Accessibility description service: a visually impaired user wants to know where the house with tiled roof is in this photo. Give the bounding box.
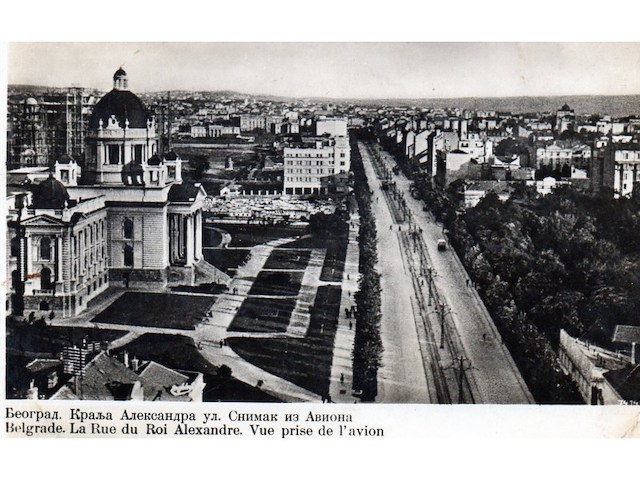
[50,351,205,402]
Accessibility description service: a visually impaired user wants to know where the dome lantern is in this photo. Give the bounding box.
[113,67,128,91]
[89,68,149,130]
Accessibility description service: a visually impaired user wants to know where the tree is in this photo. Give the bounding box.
[217,364,232,380]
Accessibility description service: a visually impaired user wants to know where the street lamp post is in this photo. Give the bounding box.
[439,302,446,349]
[427,268,433,306]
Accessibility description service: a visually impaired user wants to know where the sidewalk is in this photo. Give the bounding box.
[328,213,360,403]
[286,248,326,337]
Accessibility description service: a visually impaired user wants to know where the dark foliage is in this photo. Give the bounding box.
[437,186,640,403]
[349,136,383,400]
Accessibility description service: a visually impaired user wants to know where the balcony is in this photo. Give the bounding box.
[33,289,54,296]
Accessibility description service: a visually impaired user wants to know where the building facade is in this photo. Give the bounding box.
[283,135,350,195]
[8,69,215,318]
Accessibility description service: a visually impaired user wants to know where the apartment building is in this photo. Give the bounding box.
[283,136,350,195]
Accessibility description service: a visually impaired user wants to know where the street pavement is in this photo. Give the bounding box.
[369,143,534,404]
[359,145,432,403]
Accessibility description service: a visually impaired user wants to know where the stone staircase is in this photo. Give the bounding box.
[194,259,231,286]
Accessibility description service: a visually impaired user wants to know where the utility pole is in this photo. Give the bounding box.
[439,302,446,349]
[456,356,473,404]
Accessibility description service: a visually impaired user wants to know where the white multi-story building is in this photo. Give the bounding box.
[458,132,492,160]
[536,142,592,169]
[315,117,348,137]
[610,146,640,197]
[283,136,350,195]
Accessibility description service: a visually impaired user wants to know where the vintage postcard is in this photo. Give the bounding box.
[3,42,640,442]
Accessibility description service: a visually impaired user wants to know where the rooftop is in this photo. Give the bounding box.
[613,325,640,344]
[603,365,640,402]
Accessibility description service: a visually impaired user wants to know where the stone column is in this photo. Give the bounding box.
[186,213,194,265]
[195,211,202,261]
[97,142,105,165]
[123,141,131,165]
[26,235,33,278]
[23,235,33,295]
[56,236,63,282]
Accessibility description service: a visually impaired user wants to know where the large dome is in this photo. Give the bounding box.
[89,89,149,129]
[32,174,70,209]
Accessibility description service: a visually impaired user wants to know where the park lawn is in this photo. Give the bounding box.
[91,292,215,330]
[203,248,251,275]
[112,333,279,402]
[208,223,305,248]
[248,271,305,296]
[319,246,347,282]
[203,227,224,247]
[263,249,311,270]
[6,318,125,357]
[282,227,348,283]
[228,285,341,398]
[228,297,296,333]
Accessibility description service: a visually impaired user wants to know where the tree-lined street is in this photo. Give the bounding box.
[359,141,534,404]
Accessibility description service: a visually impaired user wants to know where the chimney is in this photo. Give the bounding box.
[131,356,140,371]
[123,351,129,368]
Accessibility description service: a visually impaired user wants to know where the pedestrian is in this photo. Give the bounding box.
[219,340,223,348]
[347,274,350,280]
[340,373,344,384]
[345,307,349,317]
[466,279,469,287]
[349,321,352,330]
[482,333,487,342]
[389,225,392,230]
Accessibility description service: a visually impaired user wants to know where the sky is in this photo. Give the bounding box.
[6,42,640,100]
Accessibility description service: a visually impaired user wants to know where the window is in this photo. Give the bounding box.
[40,267,53,290]
[10,237,19,258]
[40,237,51,261]
[133,144,144,163]
[108,145,120,165]
[123,244,134,267]
[123,217,134,240]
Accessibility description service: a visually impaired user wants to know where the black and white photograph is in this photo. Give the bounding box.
[5,41,640,410]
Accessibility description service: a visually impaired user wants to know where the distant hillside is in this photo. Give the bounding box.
[347,95,640,117]
[8,84,640,117]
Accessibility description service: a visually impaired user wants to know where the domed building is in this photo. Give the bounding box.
[31,174,70,209]
[9,68,221,317]
[82,67,173,186]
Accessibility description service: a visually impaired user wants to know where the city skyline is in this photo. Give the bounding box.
[8,43,640,99]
